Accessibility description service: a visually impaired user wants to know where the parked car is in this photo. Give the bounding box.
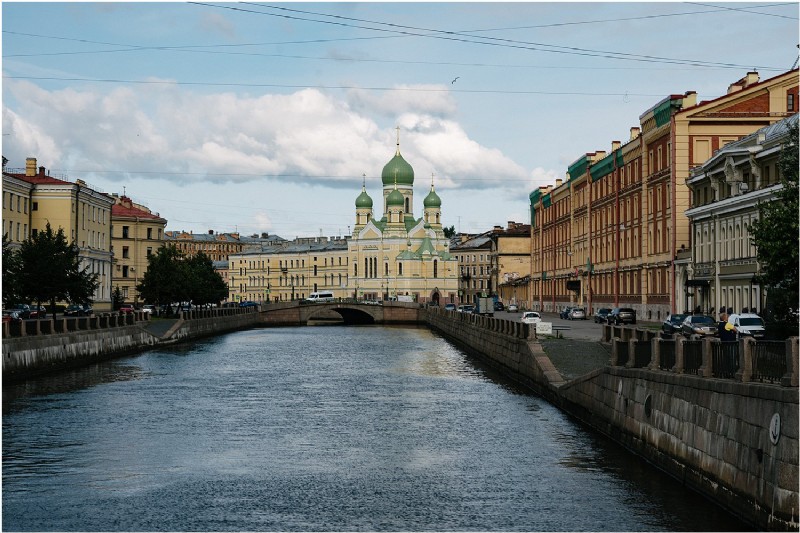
[141,304,157,315]
[559,307,573,319]
[8,304,31,319]
[118,304,135,314]
[727,313,766,339]
[444,303,456,311]
[28,305,47,319]
[568,308,586,320]
[457,305,475,313]
[662,313,688,336]
[521,311,541,325]
[493,301,505,312]
[594,308,612,323]
[239,301,259,309]
[607,307,637,325]
[506,303,519,313]
[681,315,717,337]
[65,304,93,316]
[3,309,21,323]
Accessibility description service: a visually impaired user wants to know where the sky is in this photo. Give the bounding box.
[2,2,798,239]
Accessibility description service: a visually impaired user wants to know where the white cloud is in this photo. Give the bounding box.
[3,80,531,193]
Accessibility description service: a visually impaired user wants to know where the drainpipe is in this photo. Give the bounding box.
[615,153,620,308]
[670,115,678,314]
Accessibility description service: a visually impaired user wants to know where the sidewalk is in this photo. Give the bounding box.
[539,337,611,381]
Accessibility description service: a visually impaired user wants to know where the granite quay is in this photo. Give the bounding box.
[425,306,799,531]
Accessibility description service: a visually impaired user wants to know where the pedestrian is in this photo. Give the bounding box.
[718,312,737,342]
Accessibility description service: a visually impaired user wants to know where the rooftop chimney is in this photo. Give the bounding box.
[39,166,46,177]
[630,127,641,140]
[555,178,563,187]
[25,158,36,177]
[611,141,621,151]
[209,229,214,235]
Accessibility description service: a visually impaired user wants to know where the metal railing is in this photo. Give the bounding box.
[684,340,703,374]
[752,341,787,384]
[633,341,650,368]
[660,340,676,370]
[712,341,739,379]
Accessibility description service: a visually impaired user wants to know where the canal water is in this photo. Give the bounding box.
[3,326,749,531]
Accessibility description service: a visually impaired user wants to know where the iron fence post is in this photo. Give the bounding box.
[735,337,754,383]
[674,336,685,374]
[782,337,799,387]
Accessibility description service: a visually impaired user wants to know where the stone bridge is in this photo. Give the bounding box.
[259,300,424,326]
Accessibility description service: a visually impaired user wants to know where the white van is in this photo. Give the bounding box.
[306,291,335,303]
[727,313,766,339]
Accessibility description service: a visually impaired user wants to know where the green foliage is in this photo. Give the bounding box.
[443,225,456,238]
[3,234,20,307]
[111,286,124,310]
[185,252,228,307]
[137,247,227,309]
[12,223,98,311]
[750,120,799,323]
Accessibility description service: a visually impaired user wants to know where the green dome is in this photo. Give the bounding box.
[381,153,414,186]
[355,188,373,209]
[386,188,405,207]
[423,187,441,208]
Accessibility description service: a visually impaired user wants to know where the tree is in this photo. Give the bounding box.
[111,286,124,311]
[185,252,228,307]
[136,245,187,311]
[14,223,98,313]
[443,225,456,238]
[750,119,798,324]
[2,234,20,307]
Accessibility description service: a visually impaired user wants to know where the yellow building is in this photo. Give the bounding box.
[348,134,458,304]
[2,158,114,310]
[491,222,532,309]
[110,194,167,305]
[230,237,349,303]
[228,131,459,305]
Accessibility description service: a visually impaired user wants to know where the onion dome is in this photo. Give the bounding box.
[355,188,373,209]
[423,186,441,208]
[386,187,405,207]
[381,128,414,186]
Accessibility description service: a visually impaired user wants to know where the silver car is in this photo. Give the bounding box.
[568,308,586,320]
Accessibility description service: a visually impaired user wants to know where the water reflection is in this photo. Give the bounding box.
[3,326,750,531]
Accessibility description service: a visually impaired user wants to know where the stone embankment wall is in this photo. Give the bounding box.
[2,308,261,382]
[424,308,799,531]
[3,325,160,382]
[165,307,261,343]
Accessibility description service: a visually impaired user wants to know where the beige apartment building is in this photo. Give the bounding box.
[680,113,797,317]
[451,232,493,305]
[110,194,167,304]
[2,158,114,310]
[530,69,798,320]
[491,222,531,309]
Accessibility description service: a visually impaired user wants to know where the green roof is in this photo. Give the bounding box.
[423,187,441,208]
[589,149,624,182]
[381,152,414,186]
[568,155,591,181]
[386,187,405,206]
[355,188,373,208]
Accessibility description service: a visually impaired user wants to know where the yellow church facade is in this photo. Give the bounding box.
[228,133,459,305]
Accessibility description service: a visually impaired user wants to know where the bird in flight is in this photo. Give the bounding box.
[451,77,460,84]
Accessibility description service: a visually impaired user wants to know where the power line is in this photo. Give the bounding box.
[3,74,676,98]
[200,2,786,70]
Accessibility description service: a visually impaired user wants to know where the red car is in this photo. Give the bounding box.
[118,304,135,314]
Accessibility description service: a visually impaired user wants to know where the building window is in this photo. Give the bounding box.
[433,260,438,278]
[123,265,129,278]
[122,226,129,239]
[147,247,153,257]
[789,93,795,112]
[147,228,153,239]
[122,246,129,259]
